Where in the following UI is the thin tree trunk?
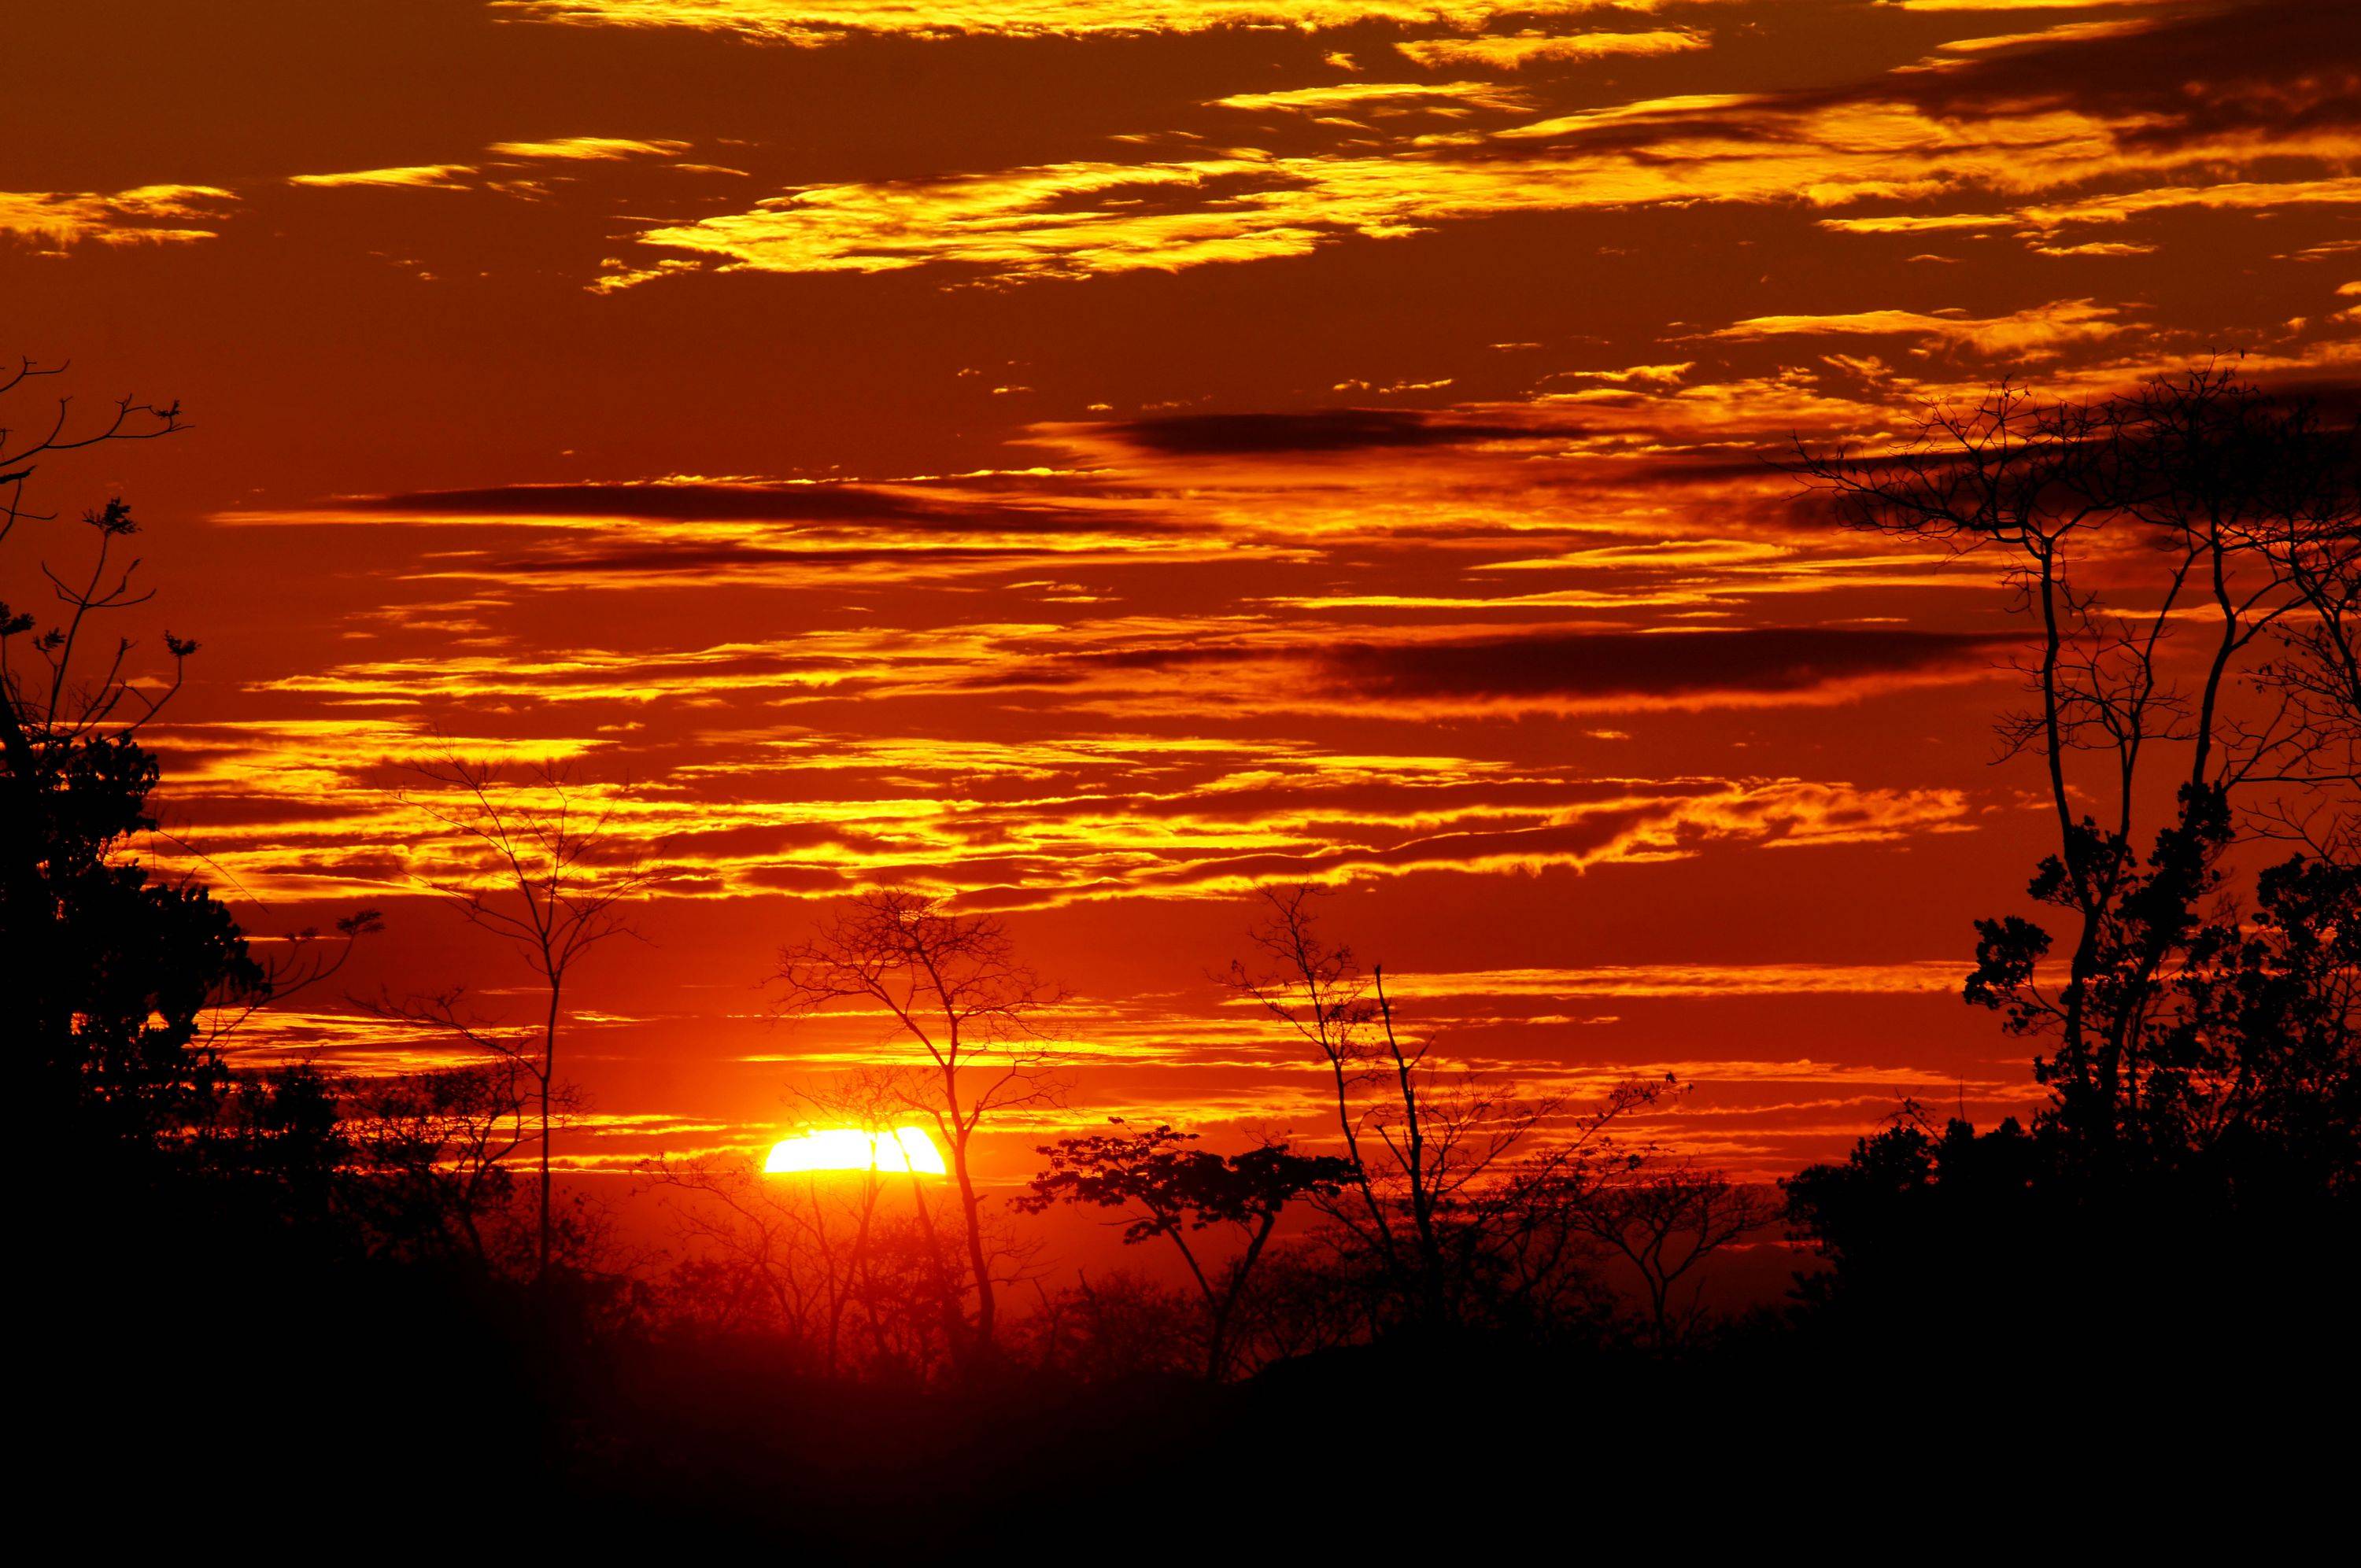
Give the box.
[539,975,560,1281]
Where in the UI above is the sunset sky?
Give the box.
[9,0,2357,1187]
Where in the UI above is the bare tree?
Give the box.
[771,889,1062,1369]
[2251,427,2361,856]
[1,356,188,770]
[1227,885,1665,1331]
[399,756,646,1282]
[201,912,386,1050]
[1576,1164,1775,1348]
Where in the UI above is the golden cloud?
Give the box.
[1705,298,2128,359]
[1210,79,1532,114]
[600,88,2357,286]
[0,184,236,246]
[1395,28,1709,69]
[501,0,1689,45]
[286,164,479,190]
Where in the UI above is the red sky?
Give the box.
[7,0,2357,1187]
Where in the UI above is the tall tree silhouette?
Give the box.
[1798,367,2360,1164]
[398,756,645,1282]
[774,890,1062,1370]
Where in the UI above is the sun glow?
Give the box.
[763,1126,948,1176]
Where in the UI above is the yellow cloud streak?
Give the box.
[605,95,2360,284]
[1395,28,1708,69]
[1210,79,1532,114]
[502,0,1688,45]
[0,184,235,246]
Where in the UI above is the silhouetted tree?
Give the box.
[1227,886,1667,1335]
[399,755,646,1282]
[1783,1109,2042,1319]
[1576,1164,1773,1348]
[1018,1120,1353,1378]
[773,890,1062,1370]
[1798,367,2360,1170]
[2141,852,2359,1198]
[0,363,241,1161]
[2252,452,2361,856]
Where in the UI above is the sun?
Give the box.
[763,1126,948,1177]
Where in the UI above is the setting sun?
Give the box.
[763,1126,948,1177]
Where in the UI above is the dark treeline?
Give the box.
[9,359,2357,1543]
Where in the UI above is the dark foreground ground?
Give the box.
[28,1227,2356,1554]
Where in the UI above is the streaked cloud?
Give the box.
[289,135,693,197]
[501,0,1694,46]
[287,164,480,190]
[483,135,693,160]
[977,626,2013,718]
[1210,79,1532,116]
[0,184,235,246]
[602,93,2358,286]
[1395,28,1710,69]
[1705,298,2127,359]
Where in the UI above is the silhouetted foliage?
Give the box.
[1799,370,2360,1160]
[1,375,253,1174]
[1018,1120,1354,1378]
[1789,369,2361,1359]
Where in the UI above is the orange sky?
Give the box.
[7,0,2357,1186]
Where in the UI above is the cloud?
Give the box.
[1395,28,1709,70]
[500,0,1687,46]
[1825,178,2361,250]
[311,478,1155,531]
[0,184,235,246]
[1705,298,2127,359]
[1881,0,2162,9]
[290,135,690,194]
[1928,19,2155,57]
[220,478,1220,585]
[1101,408,1572,455]
[287,164,479,190]
[580,0,2356,287]
[153,688,1985,914]
[986,626,2012,717]
[1320,627,2008,704]
[1210,80,1531,116]
[602,101,2349,286]
[483,135,693,160]
[1374,961,1966,998]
